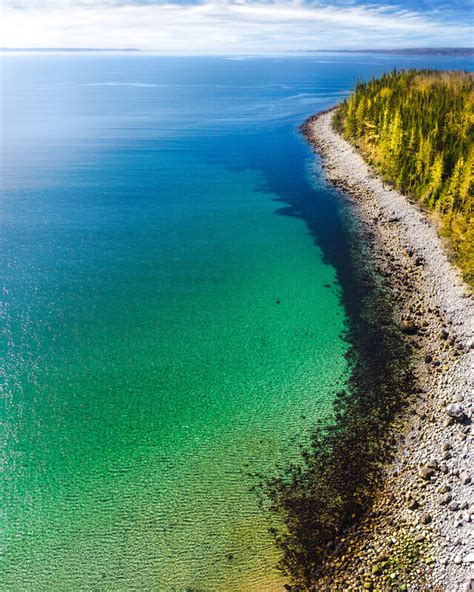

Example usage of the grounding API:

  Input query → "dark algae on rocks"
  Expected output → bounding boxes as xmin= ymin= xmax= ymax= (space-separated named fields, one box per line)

xmin=262 ymin=70 xmax=474 ymax=591
xmin=305 ymin=107 xmax=473 ymax=592
xmin=262 ymin=176 xmax=419 ymax=590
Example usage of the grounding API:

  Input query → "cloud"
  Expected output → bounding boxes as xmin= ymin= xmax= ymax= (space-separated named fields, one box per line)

xmin=1 ymin=0 xmax=472 ymax=52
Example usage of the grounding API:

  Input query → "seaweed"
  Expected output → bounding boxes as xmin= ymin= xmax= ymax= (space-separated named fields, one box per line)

xmin=262 ymin=212 xmax=417 ymax=590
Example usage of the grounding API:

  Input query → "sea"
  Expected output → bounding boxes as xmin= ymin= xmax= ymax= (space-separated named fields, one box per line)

xmin=1 ymin=51 xmax=472 ymax=590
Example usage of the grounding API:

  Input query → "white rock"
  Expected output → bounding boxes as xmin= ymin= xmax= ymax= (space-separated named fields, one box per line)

xmin=446 ymin=403 xmax=465 ymax=420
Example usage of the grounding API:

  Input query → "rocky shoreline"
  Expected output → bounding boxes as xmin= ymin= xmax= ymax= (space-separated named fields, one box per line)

xmin=303 ymin=109 xmax=473 ymax=592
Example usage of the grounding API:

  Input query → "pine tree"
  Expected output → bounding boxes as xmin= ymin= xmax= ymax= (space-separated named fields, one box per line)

xmin=337 ymin=68 xmax=474 ymax=285
xmin=425 ymin=152 xmax=444 ymax=207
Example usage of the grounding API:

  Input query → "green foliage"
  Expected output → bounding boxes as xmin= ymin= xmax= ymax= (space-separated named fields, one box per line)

xmin=338 ymin=69 xmax=474 ymax=286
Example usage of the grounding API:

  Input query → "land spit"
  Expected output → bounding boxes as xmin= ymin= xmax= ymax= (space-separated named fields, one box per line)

xmin=302 ymin=109 xmax=473 ymax=592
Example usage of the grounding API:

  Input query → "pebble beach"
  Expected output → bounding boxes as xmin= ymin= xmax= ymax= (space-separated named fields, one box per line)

xmin=303 ymin=109 xmax=474 ymax=592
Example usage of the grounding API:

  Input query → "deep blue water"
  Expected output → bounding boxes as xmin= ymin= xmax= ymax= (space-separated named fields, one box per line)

xmin=1 ymin=53 xmax=472 ymax=590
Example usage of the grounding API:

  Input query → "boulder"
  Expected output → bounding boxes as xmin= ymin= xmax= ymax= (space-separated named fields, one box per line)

xmin=445 ymin=403 xmax=465 ymax=421
xmin=439 ymin=492 xmax=452 ymax=505
xmin=420 ymin=512 xmax=432 ymax=525
xmin=400 ymin=319 xmax=417 ymax=334
xmin=418 ymin=465 xmax=435 ymax=480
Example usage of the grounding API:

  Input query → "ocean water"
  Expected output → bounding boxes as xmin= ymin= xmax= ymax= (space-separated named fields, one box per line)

xmin=1 ymin=53 xmax=472 ymax=591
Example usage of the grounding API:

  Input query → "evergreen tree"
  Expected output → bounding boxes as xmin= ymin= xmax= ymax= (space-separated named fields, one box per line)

xmin=336 ymin=69 xmax=474 ymax=286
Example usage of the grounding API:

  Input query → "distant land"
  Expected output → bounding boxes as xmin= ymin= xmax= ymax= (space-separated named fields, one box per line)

xmin=2 ymin=47 xmax=473 ymax=56
xmin=305 ymin=47 xmax=474 ymax=56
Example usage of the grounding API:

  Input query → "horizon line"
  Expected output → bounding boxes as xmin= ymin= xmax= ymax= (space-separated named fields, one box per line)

xmin=1 ymin=46 xmax=473 ymax=55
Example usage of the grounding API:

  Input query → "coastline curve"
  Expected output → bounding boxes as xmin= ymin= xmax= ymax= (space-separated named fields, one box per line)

xmin=301 ymin=109 xmax=473 ymax=591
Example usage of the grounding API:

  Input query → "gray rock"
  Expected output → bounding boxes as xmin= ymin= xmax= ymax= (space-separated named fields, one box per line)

xmin=446 ymin=403 xmax=465 ymax=421
xmin=439 ymin=492 xmax=453 ymax=505
xmin=420 ymin=512 xmax=432 ymax=525
xmin=462 ymin=579 xmax=474 ymax=592
xmin=419 ymin=465 xmax=435 ymax=480
xmin=460 ymin=471 xmax=471 ymax=485
xmin=448 ymin=501 xmax=460 ymax=511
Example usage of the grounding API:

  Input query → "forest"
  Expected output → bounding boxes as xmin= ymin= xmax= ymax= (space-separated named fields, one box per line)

xmin=334 ymin=69 xmax=473 ymax=286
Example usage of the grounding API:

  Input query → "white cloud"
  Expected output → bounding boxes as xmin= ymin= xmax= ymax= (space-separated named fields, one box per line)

xmin=0 ymin=0 xmax=472 ymax=52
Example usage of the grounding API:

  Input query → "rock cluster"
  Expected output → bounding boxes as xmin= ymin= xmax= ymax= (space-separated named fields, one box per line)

xmin=301 ymin=109 xmax=473 ymax=591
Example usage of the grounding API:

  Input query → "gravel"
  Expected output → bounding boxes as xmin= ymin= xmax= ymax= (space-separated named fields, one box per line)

xmin=303 ymin=109 xmax=473 ymax=592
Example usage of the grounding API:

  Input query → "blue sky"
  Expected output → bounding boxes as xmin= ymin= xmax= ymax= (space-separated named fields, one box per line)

xmin=1 ymin=0 xmax=473 ymax=52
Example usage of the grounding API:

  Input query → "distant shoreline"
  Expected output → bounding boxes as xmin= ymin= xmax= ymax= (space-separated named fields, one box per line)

xmin=299 ymin=47 xmax=474 ymax=56
xmin=302 ymin=109 xmax=473 ymax=591
xmin=2 ymin=47 xmax=472 ymax=56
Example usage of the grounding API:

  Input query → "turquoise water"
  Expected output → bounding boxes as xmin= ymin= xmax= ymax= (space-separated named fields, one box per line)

xmin=1 ymin=53 xmax=472 ymax=590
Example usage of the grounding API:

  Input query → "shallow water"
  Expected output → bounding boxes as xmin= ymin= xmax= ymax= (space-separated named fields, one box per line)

xmin=1 ymin=53 xmax=472 ymax=590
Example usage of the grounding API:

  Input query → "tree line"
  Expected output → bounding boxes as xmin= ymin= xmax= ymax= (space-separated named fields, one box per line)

xmin=334 ymin=69 xmax=473 ymax=286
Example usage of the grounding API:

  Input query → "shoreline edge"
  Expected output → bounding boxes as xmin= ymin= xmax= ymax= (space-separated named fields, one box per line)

xmin=302 ymin=108 xmax=473 ymax=591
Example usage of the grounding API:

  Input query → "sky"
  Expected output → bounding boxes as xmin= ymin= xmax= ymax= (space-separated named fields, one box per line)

xmin=1 ymin=0 xmax=473 ymax=53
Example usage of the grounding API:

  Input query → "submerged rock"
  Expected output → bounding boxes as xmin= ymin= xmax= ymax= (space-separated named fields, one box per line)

xmin=400 ymin=318 xmax=417 ymax=334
